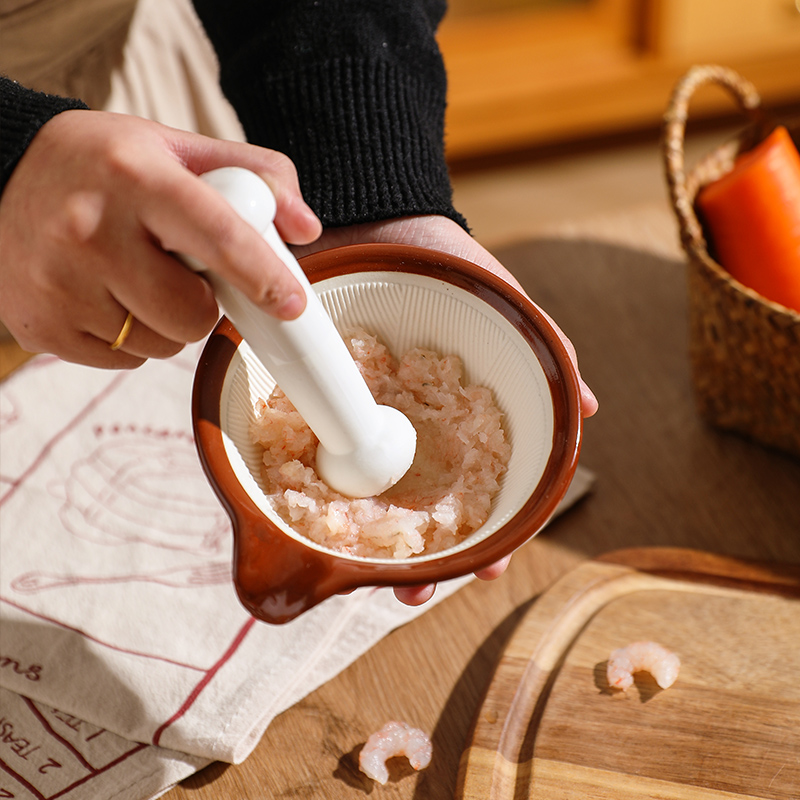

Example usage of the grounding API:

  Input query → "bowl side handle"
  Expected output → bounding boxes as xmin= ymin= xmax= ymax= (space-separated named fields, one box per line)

xmin=230 ymin=509 xmax=349 ymax=624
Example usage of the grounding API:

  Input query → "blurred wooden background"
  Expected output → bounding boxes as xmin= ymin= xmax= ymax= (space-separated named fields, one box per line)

xmin=438 ymin=0 xmax=800 ymax=164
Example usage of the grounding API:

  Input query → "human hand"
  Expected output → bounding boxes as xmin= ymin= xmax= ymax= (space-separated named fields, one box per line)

xmin=293 ymin=214 xmax=598 ymax=606
xmin=0 ymin=109 xmax=321 ymax=368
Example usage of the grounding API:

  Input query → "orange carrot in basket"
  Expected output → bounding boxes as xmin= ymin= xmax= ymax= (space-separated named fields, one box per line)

xmin=697 ymin=125 xmax=800 ymax=312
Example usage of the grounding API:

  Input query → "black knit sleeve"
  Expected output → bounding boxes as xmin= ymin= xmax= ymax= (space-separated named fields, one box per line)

xmin=0 ymin=76 xmax=89 ymax=195
xmin=190 ymin=0 xmax=467 ymax=230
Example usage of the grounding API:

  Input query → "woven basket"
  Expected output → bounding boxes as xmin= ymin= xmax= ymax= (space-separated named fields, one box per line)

xmin=663 ymin=64 xmax=800 ymax=457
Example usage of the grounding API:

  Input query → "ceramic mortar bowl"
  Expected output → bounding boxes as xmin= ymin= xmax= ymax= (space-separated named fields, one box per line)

xmin=192 ymin=243 xmax=582 ymax=624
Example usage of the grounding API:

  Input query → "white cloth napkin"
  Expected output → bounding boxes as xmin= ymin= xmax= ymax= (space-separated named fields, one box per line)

xmin=0 ymin=346 xmax=594 ymax=799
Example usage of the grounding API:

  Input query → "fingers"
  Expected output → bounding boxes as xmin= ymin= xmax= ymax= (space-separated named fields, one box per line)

xmin=105 ymin=244 xmax=221 ymax=344
xmin=0 ymin=109 xmax=326 ymax=369
xmin=10 ymin=226 xmax=219 ymax=361
xmin=393 ymin=584 xmax=437 ymax=606
xmin=14 ymin=301 xmax=187 ymax=369
xmin=136 ymin=160 xmax=309 ymax=320
xmin=392 ymin=554 xmax=513 ymax=607
xmin=59 ymin=113 xmax=323 ymax=322
xmin=545 ymin=303 xmax=599 ymax=417
xmin=579 ymin=380 xmax=599 ymax=418
xmin=474 ymin=555 xmax=512 ymax=581
xmin=73 ymin=317 xmax=189 ymax=369
xmin=99 ymin=307 xmax=186 ymax=361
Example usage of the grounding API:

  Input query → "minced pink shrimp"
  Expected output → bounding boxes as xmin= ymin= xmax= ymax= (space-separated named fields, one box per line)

xmin=250 ymin=329 xmax=510 ymax=559
xmin=358 ymin=721 xmax=432 ymax=785
xmin=607 ymin=641 xmax=680 ymax=691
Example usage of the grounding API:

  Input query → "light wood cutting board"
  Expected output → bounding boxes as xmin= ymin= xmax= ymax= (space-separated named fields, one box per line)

xmin=456 ymin=547 xmax=800 ymax=799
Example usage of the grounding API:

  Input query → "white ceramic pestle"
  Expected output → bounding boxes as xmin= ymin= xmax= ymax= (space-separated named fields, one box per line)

xmin=182 ymin=167 xmax=416 ymax=498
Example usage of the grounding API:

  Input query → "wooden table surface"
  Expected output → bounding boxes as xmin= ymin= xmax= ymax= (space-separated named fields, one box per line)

xmin=4 ymin=226 xmax=798 ymax=798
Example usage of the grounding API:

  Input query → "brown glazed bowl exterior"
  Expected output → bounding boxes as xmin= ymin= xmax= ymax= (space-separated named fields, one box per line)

xmin=192 ymin=244 xmax=582 ymax=624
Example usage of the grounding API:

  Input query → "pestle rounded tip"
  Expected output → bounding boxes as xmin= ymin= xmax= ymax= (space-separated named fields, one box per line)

xmin=315 ymin=405 xmax=417 ymax=498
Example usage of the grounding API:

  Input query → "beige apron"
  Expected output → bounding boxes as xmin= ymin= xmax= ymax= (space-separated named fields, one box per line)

xmin=0 ymin=0 xmax=244 ymax=139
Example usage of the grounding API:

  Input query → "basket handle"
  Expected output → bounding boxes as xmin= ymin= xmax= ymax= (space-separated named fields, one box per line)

xmin=663 ymin=65 xmax=766 ymax=253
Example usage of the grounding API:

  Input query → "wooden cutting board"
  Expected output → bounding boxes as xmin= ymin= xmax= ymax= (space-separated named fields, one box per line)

xmin=456 ymin=547 xmax=800 ymax=799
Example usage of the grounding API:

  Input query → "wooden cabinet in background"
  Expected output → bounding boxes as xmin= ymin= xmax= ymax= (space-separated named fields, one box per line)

xmin=438 ymin=0 xmax=800 ymax=162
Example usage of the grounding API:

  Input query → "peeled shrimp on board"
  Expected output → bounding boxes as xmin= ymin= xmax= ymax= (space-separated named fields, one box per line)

xmin=607 ymin=641 xmax=681 ymax=691
xmin=358 ymin=721 xmax=432 ymax=785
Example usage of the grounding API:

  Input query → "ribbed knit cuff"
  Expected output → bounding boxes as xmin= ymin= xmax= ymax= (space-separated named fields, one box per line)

xmin=221 ymin=58 xmax=467 ymax=231
xmin=0 ymin=78 xmax=89 ymax=194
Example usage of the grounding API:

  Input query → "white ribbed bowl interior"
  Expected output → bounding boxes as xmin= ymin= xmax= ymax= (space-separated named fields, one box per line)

xmin=219 ymin=271 xmax=555 ymax=563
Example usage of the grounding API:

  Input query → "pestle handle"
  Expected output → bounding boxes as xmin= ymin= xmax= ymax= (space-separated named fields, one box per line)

xmin=181 ymin=168 xmax=416 ymax=498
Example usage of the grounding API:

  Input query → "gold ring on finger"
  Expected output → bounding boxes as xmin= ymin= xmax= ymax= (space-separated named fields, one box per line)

xmin=110 ymin=311 xmax=134 ymax=351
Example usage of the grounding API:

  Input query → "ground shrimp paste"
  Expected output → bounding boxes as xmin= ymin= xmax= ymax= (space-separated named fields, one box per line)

xmin=249 ymin=330 xmax=511 ymax=559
